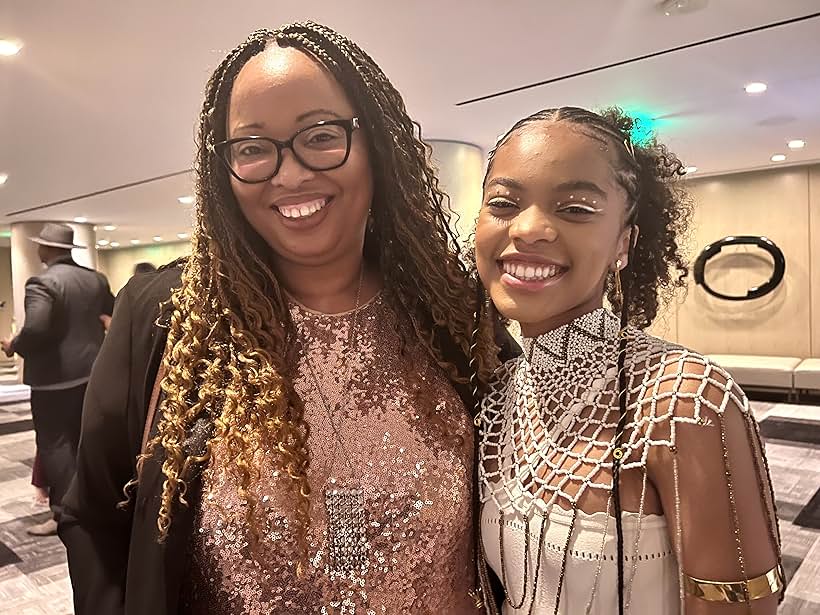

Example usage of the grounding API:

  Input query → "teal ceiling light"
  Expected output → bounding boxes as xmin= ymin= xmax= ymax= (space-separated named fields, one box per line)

xmin=626 ymin=110 xmax=659 ymax=147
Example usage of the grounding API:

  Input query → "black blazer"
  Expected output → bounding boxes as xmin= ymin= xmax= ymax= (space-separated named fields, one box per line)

xmin=11 ymin=255 xmax=114 ymax=388
xmin=60 ymin=261 xmax=518 ymax=615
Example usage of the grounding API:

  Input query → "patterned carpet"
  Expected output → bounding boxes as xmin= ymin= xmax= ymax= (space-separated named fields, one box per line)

xmin=0 ymin=395 xmax=818 ymax=614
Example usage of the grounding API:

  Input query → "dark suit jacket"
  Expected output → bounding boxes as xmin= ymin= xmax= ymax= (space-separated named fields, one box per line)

xmin=11 ymin=255 xmax=114 ymax=388
xmin=59 ymin=260 xmax=517 ymax=615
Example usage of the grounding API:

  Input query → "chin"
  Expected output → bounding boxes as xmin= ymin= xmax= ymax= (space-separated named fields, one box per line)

xmin=489 ymin=288 xmax=541 ymax=326
xmin=492 ymin=285 xmax=579 ymax=333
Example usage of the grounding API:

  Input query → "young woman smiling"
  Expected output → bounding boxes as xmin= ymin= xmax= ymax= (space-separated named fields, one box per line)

xmin=472 ymin=107 xmax=782 ymax=615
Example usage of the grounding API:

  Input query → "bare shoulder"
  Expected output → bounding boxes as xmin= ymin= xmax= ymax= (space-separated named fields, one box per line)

xmin=629 ymin=330 xmax=752 ymax=425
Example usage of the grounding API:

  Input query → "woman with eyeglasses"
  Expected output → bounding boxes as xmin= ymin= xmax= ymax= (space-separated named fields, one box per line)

xmin=60 ymin=22 xmax=513 ymax=615
xmin=470 ymin=107 xmax=783 ymax=614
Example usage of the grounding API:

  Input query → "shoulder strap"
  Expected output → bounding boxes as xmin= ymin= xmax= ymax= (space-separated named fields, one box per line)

xmin=141 ymin=350 xmax=169 ymax=455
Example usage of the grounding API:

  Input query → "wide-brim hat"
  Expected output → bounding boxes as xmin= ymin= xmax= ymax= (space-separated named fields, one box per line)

xmin=29 ymin=223 xmax=86 ymax=249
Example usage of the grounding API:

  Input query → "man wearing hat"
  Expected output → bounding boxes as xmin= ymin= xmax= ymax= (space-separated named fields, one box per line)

xmin=1 ymin=223 xmax=114 ymax=535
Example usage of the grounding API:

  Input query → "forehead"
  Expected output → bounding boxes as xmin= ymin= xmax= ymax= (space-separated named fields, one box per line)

xmin=489 ymin=122 xmax=621 ymax=191
xmin=228 ymin=45 xmax=354 ymax=131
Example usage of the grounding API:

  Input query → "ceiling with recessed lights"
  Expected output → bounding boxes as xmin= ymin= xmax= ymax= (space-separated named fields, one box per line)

xmin=1 ymin=1 xmax=819 ymax=249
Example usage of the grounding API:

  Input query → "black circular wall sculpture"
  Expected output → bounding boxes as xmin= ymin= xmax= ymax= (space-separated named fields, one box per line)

xmin=693 ymin=235 xmax=786 ymax=301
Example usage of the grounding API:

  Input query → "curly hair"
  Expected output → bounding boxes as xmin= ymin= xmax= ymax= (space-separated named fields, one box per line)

xmin=128 ymin=23 xmax=501 ymax=557
xmin=485 ymin=106 xmax=692 ymax=329
xmin=481 ymin=107 xmax=693 ymax=613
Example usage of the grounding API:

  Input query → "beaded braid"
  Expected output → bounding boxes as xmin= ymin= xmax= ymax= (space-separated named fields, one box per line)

xmin=611 ymin=226 xmax=637 ymax=615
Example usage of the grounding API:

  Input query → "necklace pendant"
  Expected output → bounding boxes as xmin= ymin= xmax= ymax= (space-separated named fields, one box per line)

xmin=325 ymin=485 xmax=369 ymax=577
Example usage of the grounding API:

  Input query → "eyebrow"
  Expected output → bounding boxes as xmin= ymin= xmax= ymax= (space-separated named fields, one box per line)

xmin=232 ymin=109 xmax=344 ymax=135
xmin=554 ymin=180 xmax=607 ymax=198
xmin=232 ymin=121 xmax=265 ymax=134
xmin=486 ymin=176 xmax=526 ymax=191
xmin=296 ymin=108 xmax=344 ymax=122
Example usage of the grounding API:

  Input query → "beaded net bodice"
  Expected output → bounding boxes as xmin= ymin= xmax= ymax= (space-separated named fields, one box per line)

xmin=477 ymin=308 xmax=781 ymax=614
xmin=479 ymin=308 xmax=744 ymax=517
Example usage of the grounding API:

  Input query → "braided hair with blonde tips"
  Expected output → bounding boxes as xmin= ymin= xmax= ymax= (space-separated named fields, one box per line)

xmin=128 ymin=22 xmax=501 ymax=567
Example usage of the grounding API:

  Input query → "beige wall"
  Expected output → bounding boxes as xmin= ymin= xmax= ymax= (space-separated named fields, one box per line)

xmin=810 ymin=166 xmax=820 ymax=358
xmin=428 ymin=140 xmax=484 ymax=243
xmin=0 ymin=248 xmax=14 ymax=339
xmin=654 ymin=164 xmax=818 ymax=358
xmin=98 ymin=241 xmax=191 ymax=294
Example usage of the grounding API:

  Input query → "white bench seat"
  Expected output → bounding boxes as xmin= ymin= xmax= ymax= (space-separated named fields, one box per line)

xmin=0 ymin=384 xmax=31 ymax=404
xmin=794 ymin=359 xmax=820 ymax=392
xmin=707 ymin=354 xmax=802 ymax=390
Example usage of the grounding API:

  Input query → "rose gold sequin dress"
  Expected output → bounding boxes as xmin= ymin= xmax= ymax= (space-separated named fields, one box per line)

xmin=180 ymin=294 xmax=480 ymax=614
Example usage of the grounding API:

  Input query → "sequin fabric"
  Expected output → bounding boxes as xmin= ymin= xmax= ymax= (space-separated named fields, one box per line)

xmin=181 ymin=294 xmax=479 ymax=614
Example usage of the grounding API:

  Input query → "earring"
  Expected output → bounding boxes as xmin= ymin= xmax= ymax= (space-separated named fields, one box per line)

xmin=367 ymin=212 xmax=375 ymax=233
xmin=613 ymin=259 xmax=623 ymax=310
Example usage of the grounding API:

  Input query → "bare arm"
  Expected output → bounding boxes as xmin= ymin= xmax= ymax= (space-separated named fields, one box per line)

xmin=648 ymin=360 xmax=781 ymax=614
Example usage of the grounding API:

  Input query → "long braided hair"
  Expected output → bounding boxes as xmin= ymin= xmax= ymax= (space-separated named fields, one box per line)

xmin=130 ymin=23 xmax=500 ymax=557
xmin=475 ymin=107 xmax=691 ymax=612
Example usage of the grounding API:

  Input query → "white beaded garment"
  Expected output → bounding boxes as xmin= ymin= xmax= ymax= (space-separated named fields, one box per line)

xmin=477 ymin=308 xmax=781 ymax=614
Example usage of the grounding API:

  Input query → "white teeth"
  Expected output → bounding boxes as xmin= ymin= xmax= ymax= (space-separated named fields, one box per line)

xmin=502 ymin=261 xmax=561 ymax=281
xmin=277 ymin=197 xmax=328 ymax=219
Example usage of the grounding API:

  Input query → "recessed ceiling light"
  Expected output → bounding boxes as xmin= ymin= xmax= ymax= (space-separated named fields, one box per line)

xmin=103 ymin=225 xmax=117 ymax=231
xmin=177 ymin=232 xmax=189 ymax=239
xmin=657 ymin=0 xmax=709 ymax=16
xmin=110 ymin=241 xmax=120 ymax=248
xmin=770 ymin=154 xmax=786 ymax=162
xmin=0 ymin=173 xmax=8 ymax=185
xmin=684 ymin=166 xmax=698 ymax=174
xmin=745 ymin=82 xmax=767 ymax=94
xmin=788 ymin=139 xmax=805 ymax=150
xmin=153 ymin=236 xmax=162 ymax=242
xmin=177 ymin=195 xmax=195 ymax=205
xmin=130 ymin=239 xmax=141 ymax=245
xmin=97 ymin=239 xmax=110 ymax=246
xmin=74 ymin=216 xmax=88 ymax=223
xmin=0 ymin=40 xmax=23 ymax=57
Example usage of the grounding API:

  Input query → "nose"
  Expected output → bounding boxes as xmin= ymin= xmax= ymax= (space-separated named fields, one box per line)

xmin=508 ymin=205 xmax=558 ymax=244
xmin=269 ymin=147 xmax=316 ymax=189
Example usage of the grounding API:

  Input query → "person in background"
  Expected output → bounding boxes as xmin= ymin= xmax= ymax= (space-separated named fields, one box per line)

xmin=1 ymin=223 xmax=114 ymax=536
xmin=31 ymin=453 xmax=49 ymax=506
xmin=133 ymin=262 xmax=157 ymax=275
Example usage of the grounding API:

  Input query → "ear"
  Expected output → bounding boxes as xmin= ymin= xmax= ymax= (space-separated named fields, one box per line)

xmin=612 ymin=224 xmax=640 ymax=270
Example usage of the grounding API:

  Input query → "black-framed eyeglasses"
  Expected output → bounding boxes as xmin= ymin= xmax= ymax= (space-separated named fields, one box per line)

xmin=210 ymin=117 xmax=360 ymax=184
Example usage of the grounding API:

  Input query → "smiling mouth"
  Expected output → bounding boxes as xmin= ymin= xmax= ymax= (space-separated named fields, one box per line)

xmin=500 ymin=261 xmax=565 ymax=282
xmin=274 ymin=197 xmax=331 ymax=219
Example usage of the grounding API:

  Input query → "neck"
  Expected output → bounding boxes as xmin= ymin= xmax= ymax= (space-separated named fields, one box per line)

xmin=44 ymin=251 xmax=71 ymax=266
xmin=276 ymin=252 xmax=380 ymax=314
